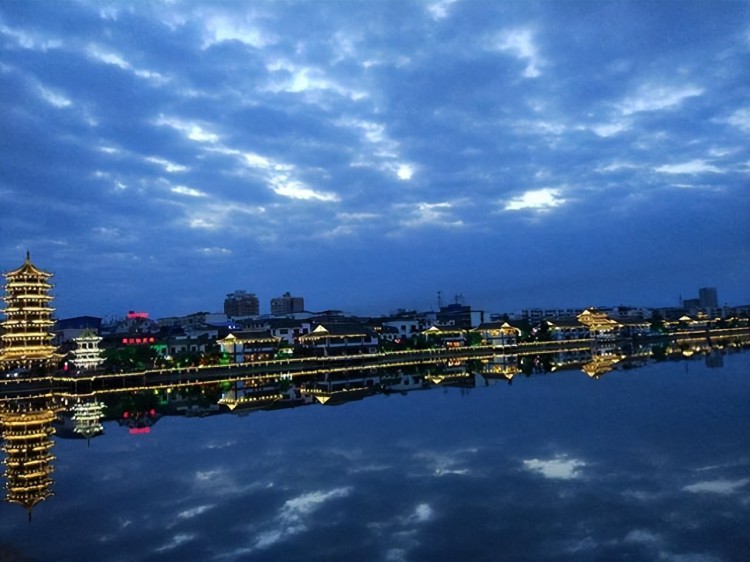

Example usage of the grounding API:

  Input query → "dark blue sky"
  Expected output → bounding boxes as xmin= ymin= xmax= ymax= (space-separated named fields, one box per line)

xmin=1 ymin=1 xmax=748 ymax=318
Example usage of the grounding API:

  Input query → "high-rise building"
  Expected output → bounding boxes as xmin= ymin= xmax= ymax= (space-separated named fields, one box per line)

xmin=270 ymin=292 xmax=305 ymax=316
xmin=698 ymin=287 xmax=718 ymax=310
xmin=224 ymin=290 xmax=260 ymax=317
xmin=1 ymin=252 xmax=59 ymax=373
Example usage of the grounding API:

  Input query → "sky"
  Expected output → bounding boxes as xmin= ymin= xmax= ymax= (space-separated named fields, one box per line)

xmin=1 ymin=1 xmax=748 ymax=319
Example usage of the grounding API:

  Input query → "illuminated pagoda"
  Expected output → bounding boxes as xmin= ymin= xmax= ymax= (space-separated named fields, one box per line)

xmin=70 ymin=329 xmax=104 ymax=372
xmin=1 ymin=252 xmax=59 ymax=373
xmin=0 ymin=401 xmax=56 ymax=519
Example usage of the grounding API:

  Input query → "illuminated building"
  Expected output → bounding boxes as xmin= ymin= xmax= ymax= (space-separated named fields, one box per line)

xmin=270 ymin=292 xmax=305 ymax=316
xmin=217 ymin=331 xmax=280 ymax=362
xmin=422 ymin=325 xmax=466 ymax=348
xmin=224 ymin=290 xmax=259 ymax=318
xmin=0 ymin=401 xmax=56 ymax=519
xmin=298 ymin=323 xmax=379 ymax=356
xmin=1 ymin=252 xmax=59 ymax=372
xmin=474 ymin=321 xmax=521 ymax=348
xmin=576 ymin=308 xmax=621 ymax=340
xmin=70 ymin=329 xmax=104 ymax=371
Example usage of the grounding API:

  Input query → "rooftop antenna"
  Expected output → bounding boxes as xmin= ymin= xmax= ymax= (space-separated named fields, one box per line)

xmin=437 ymin=291 xmax=443 ymax=309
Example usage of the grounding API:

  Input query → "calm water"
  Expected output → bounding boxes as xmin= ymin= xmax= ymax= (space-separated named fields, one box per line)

xmin=2 ymin=350 xmax=749 ymax=562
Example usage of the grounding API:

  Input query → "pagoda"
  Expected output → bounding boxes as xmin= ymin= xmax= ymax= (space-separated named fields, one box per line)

xmin=0 ymin=400 xmax=56 ymax=519
xmin=70 ymin=329 xmax=104 ymax=372
xmin=1 ymin=252 xmax=59 ymax=373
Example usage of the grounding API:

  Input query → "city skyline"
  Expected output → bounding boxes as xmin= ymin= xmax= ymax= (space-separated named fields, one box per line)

xmin=1 ymin=2 xmax=748 ymax=319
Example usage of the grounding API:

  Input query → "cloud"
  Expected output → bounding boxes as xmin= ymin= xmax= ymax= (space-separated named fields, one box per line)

xmin=170 ymin=185 xmax=207 ymax=197
xmin=154 ymin=533 xmax=196 ymax=553
xmin=146 ymin=156 xmax=189 ymax=173
xmin=37 ymin=84 xmax=72 ymax=108
xmin=683 ymin=477 xmax=750 ymax=495
xmin=0 ymin=22 xmax=62 ymax=51
xmin=619 ymin=84 xmax=703 ymax=115
xmin=270 ymin=179 xmax=339 ymax=202
xmin=87 ymin=44 xmax=168 ymax=84
xmin=493 ymin=28 xmax=543 ymax=78
xmin=177 ymin=504 xmax=215 ymax=520
xmin=654 ymin=160 xmax=722 ymax=175
xmin=155 ymin=115 xmax=220 ymax=143
xmin=724 ymin=107 xmax=750 ymax=133
xmin=523 ymin=455 xmax=586 ymax=480
xmin=405 ymin=503 xmax=433 ymax=524
xmin=504 ymin=188 xmax=566 ymax=211
xmin=427 ymin=0 xmax=458 ymax=21
xmin=624 ymin=529 xmax=662 ymax=544
xmin=247 ymin=487 xmax=353 ymax=551
xmin=398 ymin=201 xmax=464 ymax=228
xmin=202 ymin=14 xmax=276 ymax=49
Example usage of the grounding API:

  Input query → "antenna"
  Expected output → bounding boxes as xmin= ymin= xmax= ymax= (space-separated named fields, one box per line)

xmin=437 ymin=291 xmax=443 ymax=309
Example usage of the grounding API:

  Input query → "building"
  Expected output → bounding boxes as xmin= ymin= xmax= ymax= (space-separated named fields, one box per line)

xmin=576 ymin=308 xmax=621 ymax=341
xmin=70 ymin=329 xmax=104 ymax=372
xmin=474 ymin=321 xmax=521 ymax=348
xmin=699 ymin=287 xmax=718 ymax=310
xmin=270 ymin=292 xmax=304 ymax=316
xmin=217 ymin=330 xmax=280 ymax=362
xmin=298 ymin=323 xmax=379 ymax=356
xmin=54 ymin=315 xmax=102 ymax=345
xmin=543 ymin=318 xmax=591 ymax=341
xmin=224 ymin=290 xmax=259 ymax=318
xmin=1 ymin=252 xmax=59 ymax=373
xmin=436 ymin=303 xmax=485 ymax=329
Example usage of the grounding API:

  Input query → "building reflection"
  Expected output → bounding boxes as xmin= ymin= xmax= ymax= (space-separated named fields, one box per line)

xmin=1 ymin=337 xmax=749 ymax=518
xmin=0 ymin=398 xmax=57 ymax=520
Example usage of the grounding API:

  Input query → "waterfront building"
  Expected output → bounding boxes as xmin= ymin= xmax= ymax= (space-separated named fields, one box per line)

xmin=70 ymin=329 xmax=104 ymax=372
xmin=516 ymin=308 xmax=585 ymax=322
xmin=381 ymin=315 xmax=431 ymax=341
xmin=224 ymin=290 xmax=260 ymax=318
xmin=617 ymin=317 xmax=652 ymax=337
xmin=270 ymin=292 xmax=305 ymax=316
xmin=576 ymin=308 xmax=621 ymax=340
xmin=298 ymin=323 xmax=379 ymax=356
xmin=0 ymin=252 xmax=59 ymax=373
xmin=422 ymin=325 xmax=466 ymax=348
xmin=544 ymin=318 xmax=590 ymax=341
xmin=0 ymin=400 xmax=56 ymax=519
xmin=240 ymin=318 xmax=312 ymax=345
xmin=217 ymin=330 xmax=280 ymax=362
xmin=474 ymin=321 xmax=521 ymax=348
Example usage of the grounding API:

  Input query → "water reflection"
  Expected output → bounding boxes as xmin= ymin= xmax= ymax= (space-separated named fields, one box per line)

xmin=2 ymin=338 xmax=747 ymax=520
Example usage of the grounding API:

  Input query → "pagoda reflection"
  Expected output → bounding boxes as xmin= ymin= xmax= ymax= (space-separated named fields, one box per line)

xmin=0 ymin=398 xmax=57 ymax=521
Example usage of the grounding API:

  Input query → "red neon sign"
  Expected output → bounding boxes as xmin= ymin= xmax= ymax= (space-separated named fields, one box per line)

xmin=127 ymin=311 xmax=149 ymax=319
